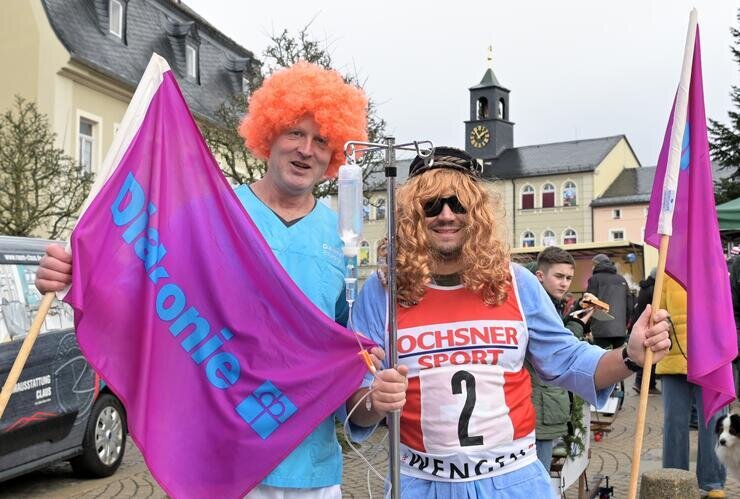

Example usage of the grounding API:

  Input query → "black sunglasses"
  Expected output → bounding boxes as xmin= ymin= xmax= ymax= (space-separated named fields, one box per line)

xmin=423 ymin=196 xmax=467 ymax=217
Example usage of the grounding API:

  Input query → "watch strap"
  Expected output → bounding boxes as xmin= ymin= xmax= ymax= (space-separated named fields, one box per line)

xmin=621 ymin=347 xmax=642 ymax=373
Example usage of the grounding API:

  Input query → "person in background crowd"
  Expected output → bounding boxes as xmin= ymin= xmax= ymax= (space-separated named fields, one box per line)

xmin=529 ymin=246 xmax=594 ymax=471
xmin=586 ymin=254 xmax=633 ymax=350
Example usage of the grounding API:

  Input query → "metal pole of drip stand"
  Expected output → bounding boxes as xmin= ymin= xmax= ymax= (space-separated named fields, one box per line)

xmin=383 ymin=137 xmax=401 ymax=498
xmin=342 ymin=138 xmax=434 ymax=499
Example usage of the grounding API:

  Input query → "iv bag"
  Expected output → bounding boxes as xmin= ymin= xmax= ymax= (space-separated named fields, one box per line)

xmin=337 ymin=163 xmax=363 ymax=257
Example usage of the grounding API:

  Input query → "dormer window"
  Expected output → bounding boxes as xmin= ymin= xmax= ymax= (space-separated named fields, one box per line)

xmin=186 ymin=44 xmax=198 ymax=80
xmin=109 ymin=0 xmax=123 ymax=38
xmin=242 ymin=75 xmax=250 ymax=95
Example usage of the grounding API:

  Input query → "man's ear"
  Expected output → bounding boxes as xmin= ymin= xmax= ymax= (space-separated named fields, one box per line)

xmin=535 ymin=270 xmax=544 ymax=282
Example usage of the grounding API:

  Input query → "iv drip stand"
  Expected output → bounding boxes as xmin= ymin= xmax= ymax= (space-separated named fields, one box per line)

xmin=344 ymin=138 xmax=434 ymax=499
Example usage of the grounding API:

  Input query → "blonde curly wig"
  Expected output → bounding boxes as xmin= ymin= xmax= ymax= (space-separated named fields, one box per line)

xmin=393 ymin=167 xmax=511 ymax=306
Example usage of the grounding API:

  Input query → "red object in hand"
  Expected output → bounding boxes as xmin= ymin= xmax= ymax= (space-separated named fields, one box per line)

xmin=594 ymin=432 xmax=603 ymax=442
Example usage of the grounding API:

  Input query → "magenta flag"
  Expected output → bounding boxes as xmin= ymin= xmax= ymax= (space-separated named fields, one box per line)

xmin=63 ymin=55 xmax=372 ymax=498
xmin=645 ymin=25 xmax=737 ymax=421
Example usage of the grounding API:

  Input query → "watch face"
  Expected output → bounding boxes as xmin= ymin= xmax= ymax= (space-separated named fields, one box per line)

xmin=470 ymin=125 xmax=490 ymax=148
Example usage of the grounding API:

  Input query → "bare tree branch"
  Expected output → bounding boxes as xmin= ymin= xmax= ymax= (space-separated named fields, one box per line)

xmin=0 ymin=96 xmax=93 ymax=238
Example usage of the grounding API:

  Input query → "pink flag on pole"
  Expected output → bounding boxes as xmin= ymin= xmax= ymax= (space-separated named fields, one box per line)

xmin=62 ymin=54 xmax=372 ymax=498
xmin=645 ymin=21 xmax=737 ymax=422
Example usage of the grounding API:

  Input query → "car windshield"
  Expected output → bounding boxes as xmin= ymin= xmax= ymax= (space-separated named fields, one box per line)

xmin=0 ymin=261 xmax=74 ymax=343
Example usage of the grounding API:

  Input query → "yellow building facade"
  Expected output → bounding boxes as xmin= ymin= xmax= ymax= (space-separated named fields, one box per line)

xmin=1 ymin=0 xmax=257 ymax=179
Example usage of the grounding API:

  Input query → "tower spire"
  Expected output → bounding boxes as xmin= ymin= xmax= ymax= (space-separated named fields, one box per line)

xmin=487 ymin=45 xmax=493 ymax=69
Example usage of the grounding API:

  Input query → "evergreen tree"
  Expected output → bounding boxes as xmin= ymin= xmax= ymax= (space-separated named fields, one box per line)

xmin=709 ymin=9 xmax=740 ymax=205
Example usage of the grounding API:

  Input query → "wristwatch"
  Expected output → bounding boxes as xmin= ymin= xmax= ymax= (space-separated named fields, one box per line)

xmin=621 ymin=347 xmax=642 ymax=372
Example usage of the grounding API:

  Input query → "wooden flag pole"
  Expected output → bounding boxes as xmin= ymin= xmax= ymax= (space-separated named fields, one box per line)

xmin=627 ymin=235 xmax=670 ymax=499
xmin=0 ymin=291 xmax=56 ymax=419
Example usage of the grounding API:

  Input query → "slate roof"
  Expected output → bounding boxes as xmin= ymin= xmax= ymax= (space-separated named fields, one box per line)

xmin=41 ymin=0 xmax=258 ymax=123
xmin=483 ymin=135 xmax=628 ymax=180
xmin=590 ymin=167 xmax=656 ymax=207
xmin=469 ymin=68 xmax=504 ymax=90
xmin=591 ymin=161 xmax=732 ymax=207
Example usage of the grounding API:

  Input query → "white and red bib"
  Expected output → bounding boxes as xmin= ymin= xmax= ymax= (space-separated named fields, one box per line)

xmin=392 ymin=278 xmax=537 ymax=482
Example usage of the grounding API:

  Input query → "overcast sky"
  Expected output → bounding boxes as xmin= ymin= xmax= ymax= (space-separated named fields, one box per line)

xmin=185 ymin=0 xmax=739 ymax=165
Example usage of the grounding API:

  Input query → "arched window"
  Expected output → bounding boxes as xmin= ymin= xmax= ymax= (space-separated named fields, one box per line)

xmin=359 ymin=241 xmax=370 ymax=266
xmin=521 ymin=231 xmax=535 ymax=248
xmin=498 ymin=98 xmax=506 ymax=120
xmin=521 ymin=185 xmax=535 ymax=210
xmin=375 ymin=198 xmax=386 ymax=220
xmin=563 ymin=228 xmax=577 ymax=245
xmin=542 ymin=183 xmax=555 ymax=208
xmin=477 ymin=97 xmax=489 ymax=119
xmin=542 ymin=230 xmax=556 ymax=247
xmin=362 ymin=198 xmax=370 ymax=221
xmin=563 ymin=181 xmax=577 ymax=207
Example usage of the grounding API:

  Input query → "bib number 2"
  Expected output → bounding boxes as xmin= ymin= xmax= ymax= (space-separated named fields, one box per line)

xmin=451 ymin=370 xmax=484 ymax=447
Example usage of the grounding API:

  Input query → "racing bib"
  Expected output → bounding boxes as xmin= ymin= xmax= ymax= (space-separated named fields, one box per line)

xmin=394 ymin=282 xmax=537 ymax=481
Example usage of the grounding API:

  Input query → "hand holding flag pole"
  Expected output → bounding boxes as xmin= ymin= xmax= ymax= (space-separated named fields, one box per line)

xmin=628 ymin=238 xmax=669 ymax=499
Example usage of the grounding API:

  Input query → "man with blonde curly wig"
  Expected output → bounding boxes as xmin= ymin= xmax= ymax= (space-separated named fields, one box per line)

xmin=36 ymin=62 xmax=369 ymax=499
xmin=346 ymin=147 xmax=673 ymax=498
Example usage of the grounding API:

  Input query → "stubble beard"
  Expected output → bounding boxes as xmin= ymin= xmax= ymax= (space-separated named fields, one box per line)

xmin=431 ymin=246 xmax=463 ymax=262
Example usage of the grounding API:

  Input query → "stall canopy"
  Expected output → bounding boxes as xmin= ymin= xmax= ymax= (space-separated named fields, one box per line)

xmin=718 ymin=197 xmax=740 ymax=231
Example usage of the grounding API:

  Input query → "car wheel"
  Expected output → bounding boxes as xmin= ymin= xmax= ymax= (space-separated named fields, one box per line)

xmin=71 ymin=393 xmax=127 ymax=478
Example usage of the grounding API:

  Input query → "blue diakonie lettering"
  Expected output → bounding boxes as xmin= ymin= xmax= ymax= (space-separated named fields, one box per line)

xmin=110 ymin=172 xmax=295 ymax=436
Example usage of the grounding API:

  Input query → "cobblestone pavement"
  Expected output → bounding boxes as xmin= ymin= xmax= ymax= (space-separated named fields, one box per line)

xmin=0 ymin=443 xmax=164 ymax=499
xmin=561 ymin=378 xmax=740 ymax=498
xmin=340 ymin=378 xmax=740 ymax=498
xmin=2 ymin=375 xmax=739 ymax=498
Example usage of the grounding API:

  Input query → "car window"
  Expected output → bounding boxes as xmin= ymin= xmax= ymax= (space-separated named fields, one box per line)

xmin=0 ymin=263 xmax=74 ymax=344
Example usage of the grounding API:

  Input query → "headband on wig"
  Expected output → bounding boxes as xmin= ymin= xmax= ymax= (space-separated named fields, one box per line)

xmin=408 ymin=146 xmax=483 ymax=179
xmin=239 ymin=62 xmax=369 ymax=178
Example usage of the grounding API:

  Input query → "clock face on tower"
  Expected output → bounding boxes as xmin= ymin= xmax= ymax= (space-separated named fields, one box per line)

xmin=469 ymin=125 xmax=490 ymax=148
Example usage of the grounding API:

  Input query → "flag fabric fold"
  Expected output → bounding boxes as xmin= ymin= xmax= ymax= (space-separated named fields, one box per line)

xmin=64 ymin=54 xmax=373 ymax=498
xmin=645 ymin=26 xmax=737 ymax=422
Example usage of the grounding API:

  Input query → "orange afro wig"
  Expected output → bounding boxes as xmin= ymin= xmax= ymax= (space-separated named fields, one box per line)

xmin=239 ymin=61 xmax=369 ymax=178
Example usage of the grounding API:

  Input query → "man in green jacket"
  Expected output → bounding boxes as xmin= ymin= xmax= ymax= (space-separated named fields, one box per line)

xmin=527 ymin=246 xmax=593 ymax=472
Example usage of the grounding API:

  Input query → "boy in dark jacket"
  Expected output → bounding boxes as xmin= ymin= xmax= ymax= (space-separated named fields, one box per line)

xmin=528 ymin=247 xmax=593 ymax=471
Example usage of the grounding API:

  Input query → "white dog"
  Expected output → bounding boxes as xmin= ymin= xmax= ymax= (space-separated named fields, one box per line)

xmin=715 ymin=413 xmax=740 ymax=481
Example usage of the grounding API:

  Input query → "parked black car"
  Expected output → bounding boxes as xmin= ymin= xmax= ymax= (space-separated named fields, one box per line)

xmin=0 ymin=236 xmax=127 ymax=481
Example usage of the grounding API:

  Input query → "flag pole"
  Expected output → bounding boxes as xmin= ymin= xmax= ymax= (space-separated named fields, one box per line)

xmin=627 ymin=235 xmax=668 ymax=498
xmin=627 ymin=9 xmax=697 ymax=499
xmin=0 ymin=291 xmax=56 ymax=419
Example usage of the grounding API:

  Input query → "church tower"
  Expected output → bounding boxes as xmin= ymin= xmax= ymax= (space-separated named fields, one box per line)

xmin=464 ymin=47 xmax=514 ymax=158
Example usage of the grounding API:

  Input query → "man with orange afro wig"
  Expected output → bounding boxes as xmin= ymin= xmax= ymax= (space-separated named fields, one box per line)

xmin=35 ymin=62 xmax=370 ymax=499
xmin=232 ymin=62 xmax=369 ymax=498
xmin=345 ymin=147 xmax=673 ymax=498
